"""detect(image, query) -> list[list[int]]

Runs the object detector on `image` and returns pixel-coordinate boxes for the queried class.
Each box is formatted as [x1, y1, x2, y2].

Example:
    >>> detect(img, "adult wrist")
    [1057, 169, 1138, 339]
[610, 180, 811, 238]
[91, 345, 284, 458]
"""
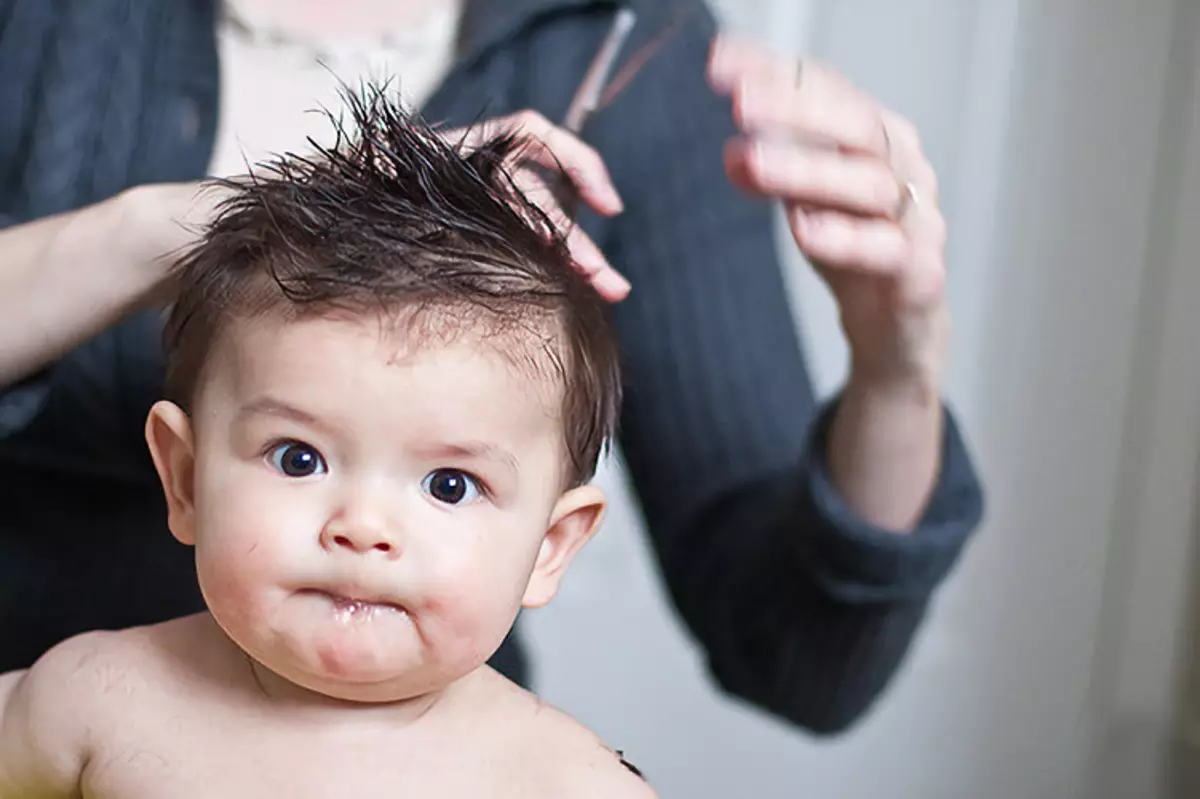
[843, 365, 942, 410]
[845, 302, 949, 395]
[111, 182, 212, 308]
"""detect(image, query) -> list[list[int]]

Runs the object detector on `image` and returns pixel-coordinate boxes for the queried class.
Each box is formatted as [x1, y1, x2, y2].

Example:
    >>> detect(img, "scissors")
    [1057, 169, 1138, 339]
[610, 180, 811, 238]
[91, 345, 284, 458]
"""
[562, 7, 690, 134]
[549, 7, 689, 217]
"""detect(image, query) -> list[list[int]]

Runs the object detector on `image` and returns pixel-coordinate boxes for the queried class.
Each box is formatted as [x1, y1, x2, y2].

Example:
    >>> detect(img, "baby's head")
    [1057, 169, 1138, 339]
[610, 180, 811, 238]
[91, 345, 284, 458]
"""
[145, 89, 620, 703]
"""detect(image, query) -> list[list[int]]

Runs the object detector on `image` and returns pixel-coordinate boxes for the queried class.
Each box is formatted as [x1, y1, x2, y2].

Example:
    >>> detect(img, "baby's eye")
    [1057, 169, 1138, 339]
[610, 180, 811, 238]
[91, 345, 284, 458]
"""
[421, 469, 482, 505]
[267, 441, 327, 478]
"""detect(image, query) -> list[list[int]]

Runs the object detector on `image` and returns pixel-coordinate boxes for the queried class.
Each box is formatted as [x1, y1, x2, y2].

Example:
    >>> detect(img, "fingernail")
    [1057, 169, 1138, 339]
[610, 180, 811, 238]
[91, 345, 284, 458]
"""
[750, 137, 767, 170]
[578, 175, 622, 215]
[595, 269, 632, 300]
[708, 38, 735, 92]
[734, 84, 766, 131]
[572, 236, 609, 273]
[594, 183, 623, 214]
[792, 209, 808, 238]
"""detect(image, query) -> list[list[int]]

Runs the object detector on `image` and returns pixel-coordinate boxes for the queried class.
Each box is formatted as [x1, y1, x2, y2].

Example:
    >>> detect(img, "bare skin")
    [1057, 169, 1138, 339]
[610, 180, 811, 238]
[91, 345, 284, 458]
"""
[0, 614, 653, 798]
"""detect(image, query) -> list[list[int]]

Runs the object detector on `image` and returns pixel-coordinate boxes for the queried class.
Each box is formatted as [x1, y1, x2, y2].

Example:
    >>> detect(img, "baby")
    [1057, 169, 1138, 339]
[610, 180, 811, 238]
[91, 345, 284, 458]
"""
[0, 89, 653, 798]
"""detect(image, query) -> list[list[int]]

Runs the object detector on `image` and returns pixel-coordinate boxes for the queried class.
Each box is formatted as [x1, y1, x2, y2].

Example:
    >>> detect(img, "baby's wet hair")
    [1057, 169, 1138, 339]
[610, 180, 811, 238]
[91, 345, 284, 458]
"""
[163, 83, 621, 485]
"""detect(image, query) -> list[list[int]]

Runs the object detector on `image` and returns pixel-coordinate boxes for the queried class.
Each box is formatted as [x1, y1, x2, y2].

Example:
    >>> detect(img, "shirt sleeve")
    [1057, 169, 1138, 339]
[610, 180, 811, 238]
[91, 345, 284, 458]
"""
[0, 311, 165, 484]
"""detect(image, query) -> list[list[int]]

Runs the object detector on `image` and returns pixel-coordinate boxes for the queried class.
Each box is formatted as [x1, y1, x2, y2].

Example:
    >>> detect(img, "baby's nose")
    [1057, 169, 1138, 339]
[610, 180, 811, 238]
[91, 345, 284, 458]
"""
[319, 516, 400, 558]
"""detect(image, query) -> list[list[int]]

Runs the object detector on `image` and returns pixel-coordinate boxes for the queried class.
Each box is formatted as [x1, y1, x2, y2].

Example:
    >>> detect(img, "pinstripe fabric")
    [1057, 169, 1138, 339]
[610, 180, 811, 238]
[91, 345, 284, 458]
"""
[0, 0, 983, 733]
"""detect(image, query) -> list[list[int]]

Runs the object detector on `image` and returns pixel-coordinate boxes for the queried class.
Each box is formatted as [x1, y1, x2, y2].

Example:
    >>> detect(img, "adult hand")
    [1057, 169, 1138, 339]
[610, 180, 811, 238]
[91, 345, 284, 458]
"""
[445, 110, 630, 302]
[123, 181, 236, 304]
[145, 110, 632, 306]
[150, 111, 633, 308]
[707, 35, 948, 389]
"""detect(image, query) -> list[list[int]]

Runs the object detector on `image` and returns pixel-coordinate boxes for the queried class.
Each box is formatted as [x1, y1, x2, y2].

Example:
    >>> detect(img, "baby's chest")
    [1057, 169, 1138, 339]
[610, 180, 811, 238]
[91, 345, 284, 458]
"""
[82, 722, 535, 798]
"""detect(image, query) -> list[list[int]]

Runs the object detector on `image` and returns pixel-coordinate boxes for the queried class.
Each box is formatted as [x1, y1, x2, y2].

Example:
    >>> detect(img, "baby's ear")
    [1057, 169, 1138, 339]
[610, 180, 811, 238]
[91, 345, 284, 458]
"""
[522, 484, 607, 608]
[145, 400, 198, 546]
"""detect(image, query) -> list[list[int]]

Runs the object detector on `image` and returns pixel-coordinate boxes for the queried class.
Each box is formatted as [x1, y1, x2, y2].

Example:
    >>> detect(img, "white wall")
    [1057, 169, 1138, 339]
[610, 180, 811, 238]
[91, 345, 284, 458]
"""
[1084, 3, 1200, 795]
[524, 1, 1200, 797]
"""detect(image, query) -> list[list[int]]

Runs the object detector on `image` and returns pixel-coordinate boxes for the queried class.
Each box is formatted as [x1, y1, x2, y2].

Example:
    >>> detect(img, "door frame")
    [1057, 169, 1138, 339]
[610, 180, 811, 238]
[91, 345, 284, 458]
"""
[1086, 0, 1200, 788]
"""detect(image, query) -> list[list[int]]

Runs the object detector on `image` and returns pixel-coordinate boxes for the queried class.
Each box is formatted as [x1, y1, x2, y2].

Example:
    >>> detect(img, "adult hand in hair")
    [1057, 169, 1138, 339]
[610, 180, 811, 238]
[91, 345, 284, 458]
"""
[446, 110, 630, 303]
[0, 107, 625, 390]
[708, 34, 947, 530]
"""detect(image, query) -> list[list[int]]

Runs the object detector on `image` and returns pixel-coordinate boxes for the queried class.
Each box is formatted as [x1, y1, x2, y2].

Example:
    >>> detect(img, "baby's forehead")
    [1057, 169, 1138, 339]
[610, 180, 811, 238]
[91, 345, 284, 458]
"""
[206, 309, 569, 415]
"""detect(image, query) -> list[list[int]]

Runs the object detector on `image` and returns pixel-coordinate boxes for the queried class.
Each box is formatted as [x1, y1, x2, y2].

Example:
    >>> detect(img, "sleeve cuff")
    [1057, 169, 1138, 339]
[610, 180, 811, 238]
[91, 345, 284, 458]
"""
[793, 397, 986, 603]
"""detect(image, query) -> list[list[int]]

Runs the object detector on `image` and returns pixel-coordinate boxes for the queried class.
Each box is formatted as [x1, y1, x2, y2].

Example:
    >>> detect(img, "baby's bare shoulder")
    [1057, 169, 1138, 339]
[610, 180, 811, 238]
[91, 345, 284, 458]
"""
[24, 624, 170, 707]
[491, 688, 656, 798]
[0, 627, 156, 789]
[29, 627, 141, 689]
[23, 614, 213, 712]
[0, 617, 220, 793]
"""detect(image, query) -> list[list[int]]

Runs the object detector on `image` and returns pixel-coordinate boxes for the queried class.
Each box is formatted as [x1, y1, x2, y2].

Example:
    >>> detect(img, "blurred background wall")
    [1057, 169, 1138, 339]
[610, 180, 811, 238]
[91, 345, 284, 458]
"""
[524, 1, 1200, 796]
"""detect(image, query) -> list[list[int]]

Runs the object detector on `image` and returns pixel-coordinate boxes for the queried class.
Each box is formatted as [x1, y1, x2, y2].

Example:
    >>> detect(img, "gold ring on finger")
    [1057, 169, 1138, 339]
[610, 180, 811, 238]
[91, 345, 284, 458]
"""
[895, 179, 920, 221]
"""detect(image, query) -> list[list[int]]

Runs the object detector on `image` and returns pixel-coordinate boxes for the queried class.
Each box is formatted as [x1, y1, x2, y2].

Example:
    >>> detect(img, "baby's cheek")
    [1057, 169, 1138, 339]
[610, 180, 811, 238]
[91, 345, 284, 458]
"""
[417, 558, 525, 667]
[196, 544, 264, 619]
[196, 521, 285, 616]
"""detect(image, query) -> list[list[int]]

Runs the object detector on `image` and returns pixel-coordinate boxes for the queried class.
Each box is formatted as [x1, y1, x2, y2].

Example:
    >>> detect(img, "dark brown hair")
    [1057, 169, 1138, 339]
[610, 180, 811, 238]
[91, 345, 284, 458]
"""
[164, 85, 620, 485]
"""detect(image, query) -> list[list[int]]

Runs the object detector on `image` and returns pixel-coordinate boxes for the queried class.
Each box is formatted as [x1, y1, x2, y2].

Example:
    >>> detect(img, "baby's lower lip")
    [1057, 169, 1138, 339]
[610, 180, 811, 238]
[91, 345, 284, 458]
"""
[300, 589, 406, 615]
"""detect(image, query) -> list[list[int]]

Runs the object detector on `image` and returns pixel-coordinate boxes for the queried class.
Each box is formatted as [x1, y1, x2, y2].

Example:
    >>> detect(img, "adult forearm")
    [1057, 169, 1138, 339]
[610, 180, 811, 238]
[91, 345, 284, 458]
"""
[827, 371, 943, 532]
[0, 189, 163, 385]
[0, 183, 209, 386]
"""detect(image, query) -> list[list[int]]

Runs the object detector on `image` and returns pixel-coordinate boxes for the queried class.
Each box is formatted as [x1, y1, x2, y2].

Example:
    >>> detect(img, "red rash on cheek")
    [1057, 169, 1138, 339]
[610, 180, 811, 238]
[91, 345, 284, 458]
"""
[198, 544, 265, 617]
[425, 582, 516, 651]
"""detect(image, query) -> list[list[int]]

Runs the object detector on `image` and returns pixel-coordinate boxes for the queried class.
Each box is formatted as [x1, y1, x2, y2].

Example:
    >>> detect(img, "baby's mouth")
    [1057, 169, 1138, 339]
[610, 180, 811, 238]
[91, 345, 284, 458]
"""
[298, 588, 407, 620]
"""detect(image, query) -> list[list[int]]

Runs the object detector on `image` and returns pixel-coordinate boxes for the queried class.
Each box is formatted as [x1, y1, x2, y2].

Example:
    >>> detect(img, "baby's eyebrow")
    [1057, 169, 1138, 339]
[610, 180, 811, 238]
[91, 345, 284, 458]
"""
[236, 396, 330, 433]
[417, 441, 520, 473]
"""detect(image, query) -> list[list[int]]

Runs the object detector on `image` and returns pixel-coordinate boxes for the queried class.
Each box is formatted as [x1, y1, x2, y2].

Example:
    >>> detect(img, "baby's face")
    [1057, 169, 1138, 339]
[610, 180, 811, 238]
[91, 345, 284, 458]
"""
[150, 312, 600, 703]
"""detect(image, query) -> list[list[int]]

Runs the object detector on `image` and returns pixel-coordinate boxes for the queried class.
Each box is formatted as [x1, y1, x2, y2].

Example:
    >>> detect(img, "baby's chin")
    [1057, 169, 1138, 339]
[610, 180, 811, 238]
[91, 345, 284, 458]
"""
[206, 615, 429, 703]
[244, 638, 454, 704]
[205, 588, 505, 704]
